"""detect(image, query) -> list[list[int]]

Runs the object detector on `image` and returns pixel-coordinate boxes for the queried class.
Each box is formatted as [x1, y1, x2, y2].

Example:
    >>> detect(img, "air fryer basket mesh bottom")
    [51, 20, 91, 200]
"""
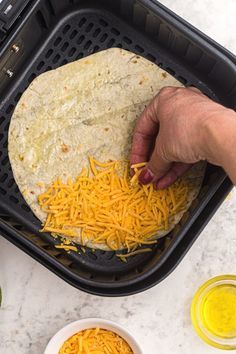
[0, 6, 228, 293]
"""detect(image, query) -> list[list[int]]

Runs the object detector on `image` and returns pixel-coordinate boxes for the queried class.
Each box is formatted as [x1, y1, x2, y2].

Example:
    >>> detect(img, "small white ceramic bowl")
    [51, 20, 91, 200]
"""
[44, 318, 143, 354]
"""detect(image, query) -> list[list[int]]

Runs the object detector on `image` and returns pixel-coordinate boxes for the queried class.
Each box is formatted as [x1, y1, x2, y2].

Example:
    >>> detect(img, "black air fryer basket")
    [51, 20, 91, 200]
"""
[0, 0, 235, 296]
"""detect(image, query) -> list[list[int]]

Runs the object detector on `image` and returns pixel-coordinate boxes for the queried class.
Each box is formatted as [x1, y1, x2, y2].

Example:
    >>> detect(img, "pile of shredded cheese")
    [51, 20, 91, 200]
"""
[59, 328, 133, 354]
[39, 157, 189, 255]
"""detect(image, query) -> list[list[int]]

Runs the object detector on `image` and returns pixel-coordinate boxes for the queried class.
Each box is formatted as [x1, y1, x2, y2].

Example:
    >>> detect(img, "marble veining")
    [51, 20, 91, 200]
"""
[1, 1, 236, 353]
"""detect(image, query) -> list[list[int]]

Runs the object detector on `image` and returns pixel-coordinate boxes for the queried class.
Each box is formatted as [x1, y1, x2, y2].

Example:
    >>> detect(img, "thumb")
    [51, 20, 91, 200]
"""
[138, 142, 171, 185]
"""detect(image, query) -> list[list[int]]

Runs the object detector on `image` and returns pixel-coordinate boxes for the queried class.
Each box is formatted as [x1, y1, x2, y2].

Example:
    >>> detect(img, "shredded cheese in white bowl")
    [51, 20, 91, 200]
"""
[44, 318, 143, 354]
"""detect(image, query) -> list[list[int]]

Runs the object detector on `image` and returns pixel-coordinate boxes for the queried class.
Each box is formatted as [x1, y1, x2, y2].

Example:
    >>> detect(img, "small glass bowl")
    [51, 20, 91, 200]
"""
[191, 275, 236, 350]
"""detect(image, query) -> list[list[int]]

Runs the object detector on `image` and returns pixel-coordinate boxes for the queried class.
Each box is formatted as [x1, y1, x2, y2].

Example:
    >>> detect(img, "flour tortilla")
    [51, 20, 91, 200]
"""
[8, 48, 205, 250]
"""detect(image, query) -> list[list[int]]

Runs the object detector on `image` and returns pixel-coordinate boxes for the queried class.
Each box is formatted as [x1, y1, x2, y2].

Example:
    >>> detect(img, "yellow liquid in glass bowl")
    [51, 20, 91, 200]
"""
[191, 275, 236, 350]
[200, 284, 236, 338]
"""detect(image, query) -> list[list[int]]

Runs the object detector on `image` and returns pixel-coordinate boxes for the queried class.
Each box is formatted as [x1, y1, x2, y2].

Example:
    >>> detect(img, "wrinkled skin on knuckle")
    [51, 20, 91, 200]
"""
[174, 87, 184, 94]
[158, 86, 176, 99]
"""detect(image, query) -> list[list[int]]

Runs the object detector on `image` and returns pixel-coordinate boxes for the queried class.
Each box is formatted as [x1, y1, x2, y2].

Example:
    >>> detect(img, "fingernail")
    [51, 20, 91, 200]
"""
[138, 168, 154, 185]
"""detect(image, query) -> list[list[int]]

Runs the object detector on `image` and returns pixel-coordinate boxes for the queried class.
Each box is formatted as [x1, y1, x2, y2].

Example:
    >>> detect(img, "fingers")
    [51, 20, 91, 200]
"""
[155, 162, 192, 189]
[139, 141, 172, 184]
[132, 86, 201, 187]
[147, 142, 172, 179]
[130, 131, 155, 165]
[130, 86, 180, 166]
[130, 96, 159, 166]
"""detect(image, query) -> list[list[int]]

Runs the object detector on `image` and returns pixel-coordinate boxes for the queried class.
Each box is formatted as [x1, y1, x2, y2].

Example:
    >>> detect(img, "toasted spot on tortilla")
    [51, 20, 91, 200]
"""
[61, 143, 69, 153]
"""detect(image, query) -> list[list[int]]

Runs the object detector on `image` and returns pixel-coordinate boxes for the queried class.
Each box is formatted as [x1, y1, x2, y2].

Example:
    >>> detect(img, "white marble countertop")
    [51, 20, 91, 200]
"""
[1, 1, 236, 353]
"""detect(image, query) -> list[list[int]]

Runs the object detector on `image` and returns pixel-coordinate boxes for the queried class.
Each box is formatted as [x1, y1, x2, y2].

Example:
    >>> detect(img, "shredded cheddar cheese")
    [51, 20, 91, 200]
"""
[59, 328, 133, 354]
[39, 157, 189, 253]
[55, 244, 77, 251]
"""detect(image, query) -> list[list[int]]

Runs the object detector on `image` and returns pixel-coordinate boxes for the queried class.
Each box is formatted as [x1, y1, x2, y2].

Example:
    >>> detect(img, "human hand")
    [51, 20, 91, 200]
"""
[131, 86, 234, 188]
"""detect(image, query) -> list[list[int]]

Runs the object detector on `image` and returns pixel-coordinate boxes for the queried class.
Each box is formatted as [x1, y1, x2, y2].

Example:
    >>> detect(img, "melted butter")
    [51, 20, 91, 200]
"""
[200, 284, 236, 338]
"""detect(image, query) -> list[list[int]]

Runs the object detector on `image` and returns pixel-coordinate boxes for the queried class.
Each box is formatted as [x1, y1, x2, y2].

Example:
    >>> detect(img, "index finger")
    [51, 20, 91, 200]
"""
[130, 97, 159, 165]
